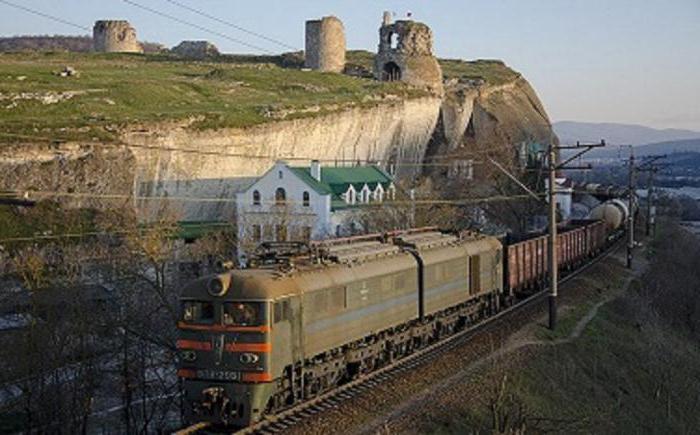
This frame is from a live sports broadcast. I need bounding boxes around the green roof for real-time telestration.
[289,165,394,209]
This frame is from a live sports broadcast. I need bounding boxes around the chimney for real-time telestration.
[310,160,321,181]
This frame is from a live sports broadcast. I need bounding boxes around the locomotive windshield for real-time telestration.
[182,301,215,324]
[223,302,262,326]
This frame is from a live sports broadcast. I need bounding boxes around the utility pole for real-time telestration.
[546,140,605,329]
[646,167,656,236]
[488,140,605,330]
[627,149,635,269]
[547,145,558,330]
[637,155,667,238]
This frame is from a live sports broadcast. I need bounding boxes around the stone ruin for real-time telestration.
[374,13,443,94]
[93,20,143,53]
[304,16,346,73]
[172,41,220,59]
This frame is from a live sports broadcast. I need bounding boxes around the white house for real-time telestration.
[547,176,574,221]
[236,160,396,256]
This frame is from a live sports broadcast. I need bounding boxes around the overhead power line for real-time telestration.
[0,188,542,207]
[0,132,489,167]
[162,0,298,51]
[0,0,90,32]
[122,0,274,54]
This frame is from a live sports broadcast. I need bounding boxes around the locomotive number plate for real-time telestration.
[197,369,242,381]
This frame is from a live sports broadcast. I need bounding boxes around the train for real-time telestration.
[176,218,625,428]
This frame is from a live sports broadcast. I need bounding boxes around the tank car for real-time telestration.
[588,199,629,231]
[177,229,504,427]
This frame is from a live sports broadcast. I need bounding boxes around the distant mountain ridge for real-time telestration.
[554,121,700,146]
[565,138,700,160]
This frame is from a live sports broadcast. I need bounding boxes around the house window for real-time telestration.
[278,170,283,179]
[303,191,310,207]
[302,226,312,241]
[275,187,286,205]
[251,225,262,242]
[275,225,287,242]
[252,190,260,206]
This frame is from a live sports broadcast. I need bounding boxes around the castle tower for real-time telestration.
[305,16,346,73]
[374,15,443,94]
[93,20,143,53]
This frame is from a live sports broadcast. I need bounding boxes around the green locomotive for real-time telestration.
[177,229,505,427]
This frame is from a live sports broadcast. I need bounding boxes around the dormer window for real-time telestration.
[361,185,371,203]
[388,184,396,200]
[374,184,384,202]
[303,191,310,207]
[344,185,356,204]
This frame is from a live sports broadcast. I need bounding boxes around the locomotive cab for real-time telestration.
[177,273,277,427]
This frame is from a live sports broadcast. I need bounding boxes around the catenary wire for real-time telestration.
[162,0,298,51]
[122,0,274,54]
[0,0,91,32]
[0,132,505,167]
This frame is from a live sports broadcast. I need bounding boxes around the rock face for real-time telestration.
[172,41,220,59]
[124,97,441,220]
[0,66,556,223]
[305,16,346,73]
[375,18,443,95]
[424,75,556,186]
[93,20,143,53]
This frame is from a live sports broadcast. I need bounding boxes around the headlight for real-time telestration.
[239,353,259,364]
[207,274,231,296]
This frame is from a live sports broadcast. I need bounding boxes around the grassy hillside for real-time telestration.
[429,223,700,434]
[0,51,524,144]
[0,52,424,143]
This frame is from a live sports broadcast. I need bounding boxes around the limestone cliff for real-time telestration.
[0,58,556,222]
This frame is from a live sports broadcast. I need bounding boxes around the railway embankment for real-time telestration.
[361,222,700,434]
[280,224,700,434]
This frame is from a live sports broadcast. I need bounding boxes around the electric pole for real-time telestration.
[637,155,667,238]
[627,149,635,269]
[488,140,605,331]
[546,140,605,329]
[547,145,558,330]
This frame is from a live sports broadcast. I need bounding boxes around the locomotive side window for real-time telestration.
[223,302,262,326]
[274,299,291,323]
[182,301,215,323]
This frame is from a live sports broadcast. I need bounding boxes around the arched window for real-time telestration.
[252,190,260,206]
[383,62,401,82]
[390,32,400,49]
[275,187,286,205]
[303,191,310,207]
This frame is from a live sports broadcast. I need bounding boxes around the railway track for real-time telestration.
[176,236,624,435]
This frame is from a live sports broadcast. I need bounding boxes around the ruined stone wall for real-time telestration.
[93,20,143,53]
[305,16,345,73]
[172,41,219,59]
[374,19,443,95]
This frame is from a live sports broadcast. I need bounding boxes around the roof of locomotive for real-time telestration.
[180,231,503,301]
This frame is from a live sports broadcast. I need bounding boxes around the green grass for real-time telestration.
[0,52,425,143]
[345,50,522,86]
[439,58,520,85]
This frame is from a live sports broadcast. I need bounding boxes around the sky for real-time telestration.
[1,0,699,131]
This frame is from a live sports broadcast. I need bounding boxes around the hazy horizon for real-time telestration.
[1,0,698,131]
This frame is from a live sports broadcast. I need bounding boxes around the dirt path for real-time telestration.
[356,252,647,435]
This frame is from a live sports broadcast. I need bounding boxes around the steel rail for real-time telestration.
[177,234,625,435]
